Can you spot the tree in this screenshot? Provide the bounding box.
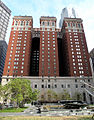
[52,91,58,101]
[59,90,71,100]
[7,78,39,107]
[72,92,82,101]
[0,84,10,105]
[46,90,58,102]
[31,89,39,102]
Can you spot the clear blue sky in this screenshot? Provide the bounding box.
[2,0,94,51]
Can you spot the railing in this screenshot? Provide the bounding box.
[80,80,94,98]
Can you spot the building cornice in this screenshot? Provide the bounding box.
[13,16,33,20]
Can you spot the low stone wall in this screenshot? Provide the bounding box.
[1,76,94,104]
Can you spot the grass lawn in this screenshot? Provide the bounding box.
[0,107,27,112]
[0,116,92,120]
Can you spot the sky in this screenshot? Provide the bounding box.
[2,0,94,52]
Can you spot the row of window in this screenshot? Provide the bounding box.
[67,22,81,28]
[43,34,55,37]
[42,37,55,40]
[74,70,84,74]
[0,7,10,17]
[73,62,83,66]
[13,27,29,31]
[71,48,80,51]
[13,34,27,37]
[12,37,27,40]
[68,29,82,32]
[42,27,55,31]
[42,21,55,26]
[7,69,24,74]
[13,31,27,34]
[42,43,55,47]
[41,70,57,75]
[42,31,55,34]
[14,20,30,26]
[34,83,85,89]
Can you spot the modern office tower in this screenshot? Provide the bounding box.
[39,16,59,76]
[0,0,11,41]
[0,40,7,82]
[3,16,33,77]
[61,18,92,77]
[59,7,77,28]
[90,48,94,71]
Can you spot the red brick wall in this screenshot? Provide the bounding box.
[39,17,59,76]
[3,16,33,76]
[62,18,92,76]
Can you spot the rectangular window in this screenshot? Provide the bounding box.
[35,84,37,88]
[21,70,23,73]
[41,85,44,88]
[76,84,78,88]
[48,84,50,88]
[61,84,63,88]
[68,29,71,32]
[8,66,10,69]
[67,84,70,88]
[21,21,23,26]
[54,84,57,88]
[74,71,76,74]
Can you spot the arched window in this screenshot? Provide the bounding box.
[15,21,18,26]
[47,21,49,26]
[52,22,54,26]
[26,21,28,26]
[73,23,75,27]
[42,21,45,26]
[78,23,80,28]
[21,21,23,26]
[68,23,70,27]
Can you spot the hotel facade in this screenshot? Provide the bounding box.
[2,10,94,104]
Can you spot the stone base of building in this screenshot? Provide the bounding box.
[1,76,94,104]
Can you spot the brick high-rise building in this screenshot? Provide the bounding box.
[3,16,33,76]
[2,15,94,104]
[39,17,59,76]
[61,18,92,77]
[3,16,92,77]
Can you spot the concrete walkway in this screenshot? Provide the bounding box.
[0,106,94,117]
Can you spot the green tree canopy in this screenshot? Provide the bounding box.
[0,83,10,104]
[0,78,39,107]
[60,89,71,100]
